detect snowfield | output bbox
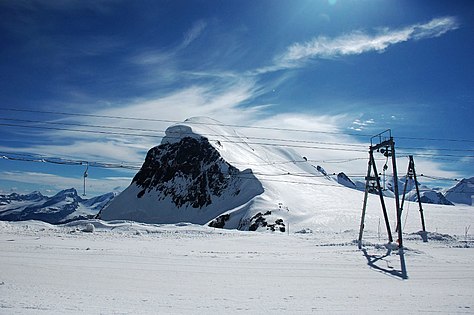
[1,200,473,314]
[1,118,473,314]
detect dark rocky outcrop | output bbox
[133,136,243,209]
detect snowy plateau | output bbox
[1,117,473,314]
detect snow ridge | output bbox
[0,188,115,224]
[445,177,474,205]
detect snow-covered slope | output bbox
[101,117,369,231]
[445,177,474,205]
[0,188,115,224]
[1,212,474,314]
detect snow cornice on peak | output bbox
[161,117,230,146]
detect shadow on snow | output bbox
[361,247,408,280]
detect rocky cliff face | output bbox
[133,136,243,209]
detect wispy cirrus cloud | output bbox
[1,78,266,165]
[128,19,209,88]
[411,16,459,40]
[181,19,207,49]
[259,16,459,72]
[132,19,208,66]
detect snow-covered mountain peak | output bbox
[162,124,197,145]
[101,118,266,224]
[160,116,252,164]
[162,117,227,144]
[445,177,474,205]
[0,189,115,224]
[100,117,363,230]
[53,188,80,198]
[59,187,78,195]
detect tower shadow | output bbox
[361,247,408,280]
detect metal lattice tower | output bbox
[358,130,403,249]
[400,155,427,241]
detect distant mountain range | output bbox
[0,188,115,224]
[334,172,465,206]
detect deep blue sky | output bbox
[0,0,473,195]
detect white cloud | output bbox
[131,19,207,67]
[2,78,265,165]
[181,20,207,48]
[92,79,265,128]
[412,16,459,40]
[350,118,376,131]
[269,16,459,71]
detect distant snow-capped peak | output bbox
[0,188,115,224]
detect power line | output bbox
[0,151,358,177]
[0,117,368,148]
[0,107,372,137]
[400,152,474,159]
[0,123,474,163]
[228,157,375,166]
[0,122,370,152]
[2,150,468,182]
[1,108,472,189]
[0,152,349,188]
[0,117,167,135]
[398,146,474,153]
[0,122,160,139]
[0,151,380,184]
[5,116,474,153]
[2,107,474,143]
[3,151,472,194]
[395,135,474,143]
[418,174,461,182]
[4,153,473,195]
[2,120,474,158]
[0,152,141,170]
